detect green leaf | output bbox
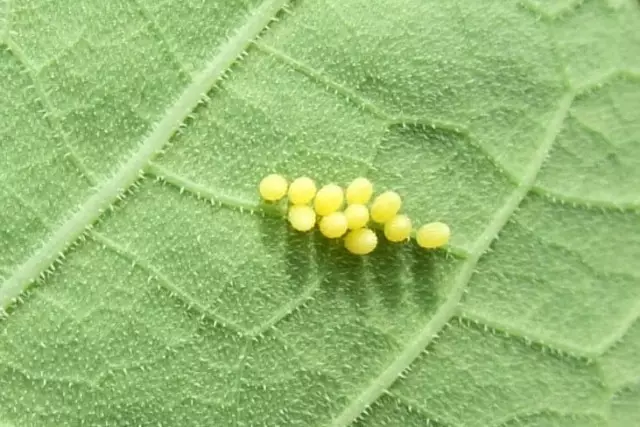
[1,0,639,425]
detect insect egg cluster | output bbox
[258,174,451,255]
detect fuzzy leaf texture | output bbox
[1,0,639,426]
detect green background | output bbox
[1,0,639,425]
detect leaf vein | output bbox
[573,69,640,94]
[146,163,470,258]
[530,186,640,212]
[248,281,320,337]
[518,0,586,19]
[596,299,640,355]
[254,41,393,121]
[146,162,285,217]
[329,91,575,427]
[0,0,290,310]
[492,408,608,427]
[131,0,190,78]
[390,392,457,427]
[90,231,247,336]
[457,310,597,359]
[5,38,97,186]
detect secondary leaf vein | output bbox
[329,91,575,427]
[0,0,291,310]
[90,232,247,336]
[530,186,640,212]
[457,310,597,359]
[254,41,393,121]
[5,38,97,186]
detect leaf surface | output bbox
[1,0,639,426]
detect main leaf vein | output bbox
[0,0,291,310]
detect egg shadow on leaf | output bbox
[284,227,313,288]
[367,234,407,310]
[266,213,445,314]
[312,231,367,307]
[258,214,286,252]
[407,242,443,314]
[259,213,312,291]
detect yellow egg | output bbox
[384,214,412,242]
[288,205,316,232]
[288,176,317,205]
[314,184,344,216]
[344,228,378,255]
[259,174,288,202]
[370,191,402,223]
[346,177,373,205]
[319,212,349,238]
[416,222,450,249]
[344,204,370,230]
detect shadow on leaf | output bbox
[259,214,315,292]
[407,242,442,312]
[367,234,406,310]
[263,217,445,316]
[312,231,368,306]
[284,227,313,287]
